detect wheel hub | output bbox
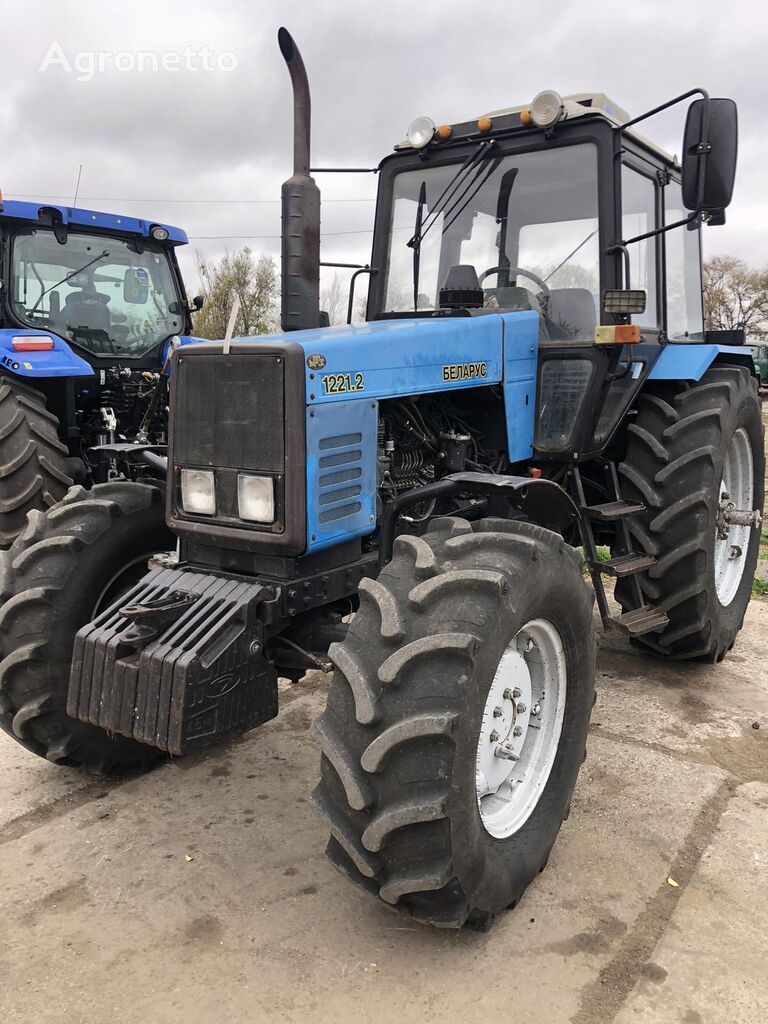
[475,619,567,839]
[714,428,758,607]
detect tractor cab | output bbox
[0,200,191,366]
[0,197,199,544]
[366,90,738,457]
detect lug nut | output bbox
[494,743,519,762]
[489,729,500,743]
[516,703,527,714]
[503,688,514,700]
[513,726,523,737]
[493,706,503,718]
[513,688,522,699]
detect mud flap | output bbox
[67,567,279,754]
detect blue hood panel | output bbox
[0,329,94,378]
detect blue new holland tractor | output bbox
[0,196,199,545]
[0,31,763,931]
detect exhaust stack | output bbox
[278,28,321,332]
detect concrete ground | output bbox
[1,606,766,1024]
[1,398,766,1024]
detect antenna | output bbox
[222,294,241,355]
[73,164,83,207]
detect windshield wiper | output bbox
[407,140,496,252]
[28,249,110,317]
[410,180,426,311]
[406,140,498,310]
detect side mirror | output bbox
[681,97,738,213]
[190,295,204,312]
[124,268,150,304]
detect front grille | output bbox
[174,351,284,472]
[169,342,307,555]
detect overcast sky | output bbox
[1,0,766,298]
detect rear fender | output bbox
[647,343,755,382]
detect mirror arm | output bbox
[618,87,709,133]
[616,87,713,214]
[614,210,700,251]
[607,207,701,290]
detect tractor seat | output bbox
[546,288,597,341]
[484,286,542,314]
[63,290,111,332]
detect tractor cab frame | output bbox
[362,90,741,461]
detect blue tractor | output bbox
[0,31,763,931]
[0,196,198,545]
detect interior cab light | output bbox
[11,336,55,351]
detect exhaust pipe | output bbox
[278,28,321,332]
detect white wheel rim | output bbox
[475,619,567,839]
[715,427,754,607]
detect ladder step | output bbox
[591,553,656,578]
[608,604,669,637]
[584,500,645,522]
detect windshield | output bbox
[383,143,600,340]
[10,229,184,357]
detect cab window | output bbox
[621,164,658,332]
[664,180,704,340]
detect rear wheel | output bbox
[616,366,764,661]
[0,482,173,771]
[310,517,595,929]
[0,376,72,548]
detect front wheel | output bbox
[310,517,596,929]
[0,482,174,771]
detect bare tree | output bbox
[193,248,280,339]
[703,255,768,340]
[320,272,346,326]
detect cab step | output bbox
[591,553,656,578]
[584,500,645,521]
[608,604,669,637]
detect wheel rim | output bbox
[475,618,567,839]
[715,427,754,607]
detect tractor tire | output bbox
[0,482,173,772]
[0,376,73,549]
[616,365,764,661]
[310,517,595,929]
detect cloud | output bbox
[1,0,766,299]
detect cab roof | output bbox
[395,92,677,165]
[0,199,187,244]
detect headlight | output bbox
[180,468,216,515]
[407,116,435,149]
[237,474,275,523]
[530,90,565,128]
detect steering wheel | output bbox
[478,265,550,299]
